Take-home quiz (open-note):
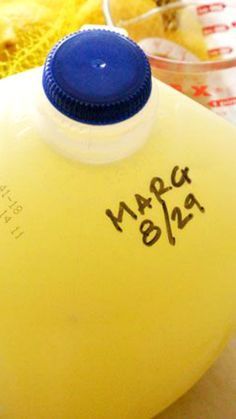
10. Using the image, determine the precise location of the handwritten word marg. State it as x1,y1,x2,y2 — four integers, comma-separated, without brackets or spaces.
105,166,205,247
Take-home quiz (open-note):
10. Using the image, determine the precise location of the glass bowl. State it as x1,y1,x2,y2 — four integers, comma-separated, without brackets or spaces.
103,0,236,124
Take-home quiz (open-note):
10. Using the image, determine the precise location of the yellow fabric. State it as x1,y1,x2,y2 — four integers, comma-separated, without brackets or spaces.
0,0,104,78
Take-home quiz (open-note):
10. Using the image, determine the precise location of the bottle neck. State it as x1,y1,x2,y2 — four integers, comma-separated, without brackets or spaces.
34,69,158,165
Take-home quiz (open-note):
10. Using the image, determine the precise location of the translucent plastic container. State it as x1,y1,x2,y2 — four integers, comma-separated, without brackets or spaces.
0,27,236,419
103,0,236,124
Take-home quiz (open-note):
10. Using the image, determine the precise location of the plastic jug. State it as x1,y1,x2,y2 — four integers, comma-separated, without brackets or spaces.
0,27,236,419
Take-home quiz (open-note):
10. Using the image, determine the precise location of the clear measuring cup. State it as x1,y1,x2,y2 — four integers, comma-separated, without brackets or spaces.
103,0,236,124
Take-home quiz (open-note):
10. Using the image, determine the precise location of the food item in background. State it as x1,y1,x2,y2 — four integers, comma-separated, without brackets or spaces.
0,0,104,78
114,0,209,60
0,1,52,60
75,0,104,27
0,28,236,419
155,0,179,31
0,17,17,59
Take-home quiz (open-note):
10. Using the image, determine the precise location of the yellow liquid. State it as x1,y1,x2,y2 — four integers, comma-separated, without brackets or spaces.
0,73,236,418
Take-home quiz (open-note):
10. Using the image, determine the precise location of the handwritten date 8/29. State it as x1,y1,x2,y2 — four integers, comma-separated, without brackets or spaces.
105,166,205,247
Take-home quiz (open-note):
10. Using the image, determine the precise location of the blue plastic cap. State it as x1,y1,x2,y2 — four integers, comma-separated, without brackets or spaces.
43,29,152,125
